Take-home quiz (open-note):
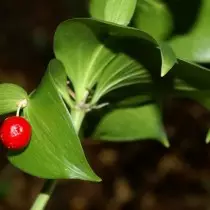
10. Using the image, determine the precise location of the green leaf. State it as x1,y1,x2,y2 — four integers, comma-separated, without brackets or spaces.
116,95,153,107
90,49,151,104
89,0,137,26
133,0,173,40
169,0,210,62
176,89,210,109
175,88,210,144
54,18,176,103
206,130,210,143
49,59,67,96
93,103,169,147
173,59,210,90
8,62,100,181
173,59,210,111
173,59,210,144
49,59,74,107
0,84,28,115
132,0,210,62
175,78,210,144
159,42,177,77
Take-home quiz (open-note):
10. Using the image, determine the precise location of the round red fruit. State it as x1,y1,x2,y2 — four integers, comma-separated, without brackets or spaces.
0,116,31,150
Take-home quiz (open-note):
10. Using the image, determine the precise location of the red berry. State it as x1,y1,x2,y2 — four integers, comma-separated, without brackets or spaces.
0,116,31,150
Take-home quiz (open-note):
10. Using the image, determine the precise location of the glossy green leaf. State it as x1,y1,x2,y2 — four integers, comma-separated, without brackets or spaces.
169,0,210,62
90,51,151,104
89,0,137,26
49,59,74,107
93,104,169,147
159,42,177,77
54,18,176,103
49,59,67,96
8,62,100,181
0,84,28,115
133,0,173,40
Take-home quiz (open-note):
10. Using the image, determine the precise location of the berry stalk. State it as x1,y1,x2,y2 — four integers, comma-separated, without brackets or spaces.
30,180,56,210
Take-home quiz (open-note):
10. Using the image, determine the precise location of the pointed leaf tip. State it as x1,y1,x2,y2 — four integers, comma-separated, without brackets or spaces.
206,129,210,144
162,138,170,148
159,42,177,77
8,61,100,181
93,104,167,145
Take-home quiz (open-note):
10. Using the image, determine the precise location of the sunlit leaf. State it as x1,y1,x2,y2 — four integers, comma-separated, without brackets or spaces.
89,0,137,26
90,50,150,104
169,0,210,62
8,62,100,181
0,84,28,115
54,18,176,103
133,0,173,40
132,0,210,62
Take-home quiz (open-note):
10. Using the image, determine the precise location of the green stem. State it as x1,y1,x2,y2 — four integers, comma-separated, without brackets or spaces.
30,180,56,210
30,109,85,210
70,109,85,133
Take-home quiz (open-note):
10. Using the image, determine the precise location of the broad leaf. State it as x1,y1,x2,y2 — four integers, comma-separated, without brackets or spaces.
133,0,173,40
132,0,210,62
54,18,176,103
173,59,210,90
49,59,74,107
169,0,210,62
8,62,100,181
90,49,151,104
0,84,28,115
173,59,210,144
173,60,210,110
89,0,137,26
93,104,169,147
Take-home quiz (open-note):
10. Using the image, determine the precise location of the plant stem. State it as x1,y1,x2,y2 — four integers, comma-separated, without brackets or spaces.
70,109,85,133
30,180,56,210
30,109,85,210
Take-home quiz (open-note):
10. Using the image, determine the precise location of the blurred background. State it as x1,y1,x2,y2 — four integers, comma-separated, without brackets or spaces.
1,0,210,209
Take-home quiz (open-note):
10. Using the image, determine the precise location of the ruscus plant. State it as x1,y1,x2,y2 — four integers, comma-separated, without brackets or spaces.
1,0,210,209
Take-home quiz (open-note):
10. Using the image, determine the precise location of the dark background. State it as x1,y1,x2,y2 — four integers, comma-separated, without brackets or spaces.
1,0,210,209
